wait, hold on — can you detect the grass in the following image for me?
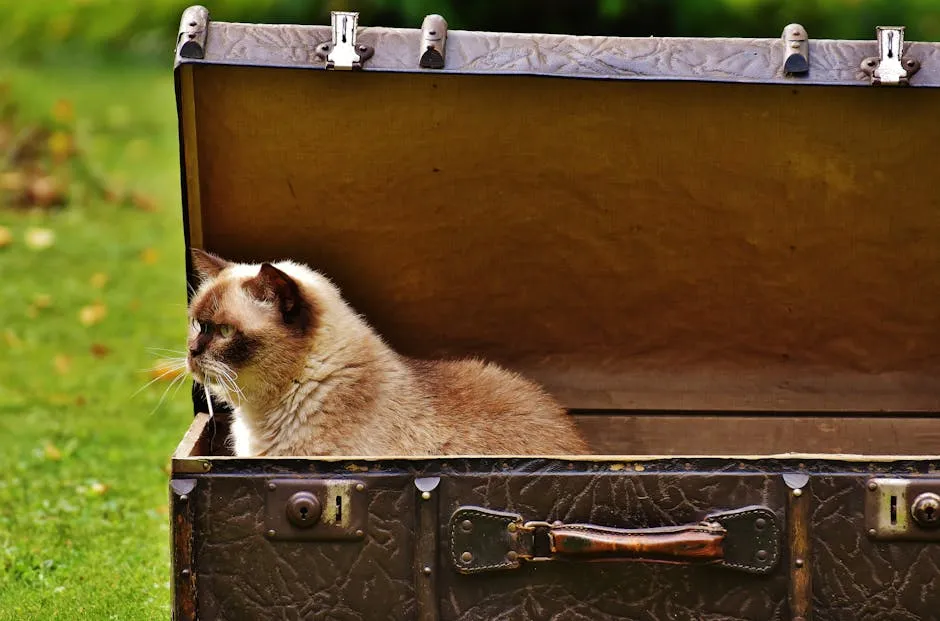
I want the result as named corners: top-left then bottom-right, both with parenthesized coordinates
top-left (0, 62), bottom-right (192, 619)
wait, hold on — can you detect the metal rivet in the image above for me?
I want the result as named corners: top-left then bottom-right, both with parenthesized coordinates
top-left (356, 483), bottom-right (365, 492)
top-left (201, 461), bottom-right (211, 471)
top-left (460, 551), bottom-right (473, 563)
top-left (795, 558), bottom-right (804, 568)
top-left (507, 523), bottom-right (517, 533)
top-left (756, 550), bottom-right (768, 561)
top-left (868, 528), bottom-right (877, 537)
top-left (268, 483), bottom-right (276, 491)
top-left (792, 488), bottom-right (803, 497)
top-left (868, 481), bottom-right (878, 491)
top-left (266, 529), bottom-right (276, 538)
top-left (179, 494), bottom-right (189, 502)
top-left (755, 518), bottom-right (766, 530)
top-left (422, 566), bottom-right (432, 575)
top-left (421, 491), bottom-right (431, 500)
top-left (460, 519), bottom-right (473, 533)
top-left (180, 568), bottom-right (191, 577)
top-left (506, 551), bottom-right (518, 562)
top-left (355, 529), bottom-right (364, 537)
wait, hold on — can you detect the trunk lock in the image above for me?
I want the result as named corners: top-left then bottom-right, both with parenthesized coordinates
top-left (911, 492), bottom-right (940, 528)
top-left (286, 491), bottom-right (322, 528)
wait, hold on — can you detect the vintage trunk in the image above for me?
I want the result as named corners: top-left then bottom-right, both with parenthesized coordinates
top-left (171, 6), bottom-right (940, 620)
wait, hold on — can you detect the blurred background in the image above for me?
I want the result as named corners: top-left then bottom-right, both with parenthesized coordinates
top-left (0, 1), bottom-right (937, 619)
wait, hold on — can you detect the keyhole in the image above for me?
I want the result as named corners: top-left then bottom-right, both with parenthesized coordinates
top-left (887, 31), bottom-right (895, 58)
top-left (341, 17), bottom-right (348, 43)
top-left (890, 495), bottom-right (898, 525)
top-left (926, 505), bottom-right (936, 521)
top-left (336, 495), bottom-right (343, 522)
top-left (300, 506), bottom-right (308, 520)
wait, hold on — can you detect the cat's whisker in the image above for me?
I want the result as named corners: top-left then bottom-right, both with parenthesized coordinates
top-left (131, 364), bottom-right (190, 399)
top-left (147, 369), bottom-right (191, 417)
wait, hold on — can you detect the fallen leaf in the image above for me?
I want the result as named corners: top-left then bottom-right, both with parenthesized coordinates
top-left (29, 176), bottom-right (65, 207)
top-left (74, 395), bottom-right (86, 407)
top-left (139, 247), bottom-right (159, 265)
top-left (90, 481), bottom-right (108, 495)
top-left (156, 504), bottom-right (169, 516)
top-left (54, 354), bottom-right (71, 374)
top-left (89, 272), bottom-right (108, 289)
top-left (47, 131), bottom-right (73, 162)
top-left (52, 99), bottom-right (74, 124)
top-left (130, 192), bottom-right (158, 213)
top-left (0, 171), bottom-right (24, 191)
top-left (3, 329), bottom-right (22, 347)
top-left (78, 302), bottom-right (107, 326)
top-left (24, 227), bottom-right (55, 250)
top-left (0, 226), bottom-right (12, 248)
top-left (33, 294), bottom-right (52, 309)
top-left (89, 343), bottom-right (110, 358)
top-left (149, 359), bottom-right (185, 382)
top-left (44, 443), bottom-right (62, 461)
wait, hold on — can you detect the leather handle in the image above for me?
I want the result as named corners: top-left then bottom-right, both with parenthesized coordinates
top-left (550, 523), bottom-right (725, 563)
top-left (449, 505), bottom-right (779, 575)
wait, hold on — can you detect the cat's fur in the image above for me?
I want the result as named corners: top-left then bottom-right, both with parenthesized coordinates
top-left (186, 249), bottom-right (590, 456)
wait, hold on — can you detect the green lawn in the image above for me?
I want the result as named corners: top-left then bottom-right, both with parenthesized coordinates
top-left (0, 63), bottom-right (192, 619)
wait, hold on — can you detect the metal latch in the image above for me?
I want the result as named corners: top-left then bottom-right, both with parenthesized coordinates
top-left (865, 478), bottom-right (940, 540)
top-left (316, 11), bottom-right (374, 70)
top-left (861, 26), bottom-right (920, 86)
top-left (419, 14), bottom-right (448, 69)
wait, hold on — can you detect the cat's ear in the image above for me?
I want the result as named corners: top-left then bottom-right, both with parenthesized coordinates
top-left (191, 248), bottom-right (231, 282)
top-left (244, 263), bottom-right (303, 319)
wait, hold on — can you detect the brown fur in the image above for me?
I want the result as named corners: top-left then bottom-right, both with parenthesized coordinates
top-left (186, 249), bottom-right (591, 457)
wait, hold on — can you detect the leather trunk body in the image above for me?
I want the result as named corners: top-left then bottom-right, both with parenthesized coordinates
top-left (171, 7), bottom-right (940, 620)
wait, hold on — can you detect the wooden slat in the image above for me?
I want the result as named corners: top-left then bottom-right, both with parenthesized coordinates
top-left (572, 414), bottom-right (940, 455)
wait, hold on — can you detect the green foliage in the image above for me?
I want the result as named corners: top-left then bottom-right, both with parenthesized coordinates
top-left (1, 0), bottom-right (938, 64)
top-left (0, 64), bottom-right (192, 619)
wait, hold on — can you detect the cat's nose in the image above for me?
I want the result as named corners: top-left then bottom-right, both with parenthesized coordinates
top-left (189, 335), bottom-right (207, 357)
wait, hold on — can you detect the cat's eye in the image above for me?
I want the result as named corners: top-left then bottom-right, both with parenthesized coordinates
top-left (218, 324), bottom-right (235, 338)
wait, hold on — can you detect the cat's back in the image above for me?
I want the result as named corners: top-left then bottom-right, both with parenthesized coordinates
top-left (406, 358), bottom-right (590, 455)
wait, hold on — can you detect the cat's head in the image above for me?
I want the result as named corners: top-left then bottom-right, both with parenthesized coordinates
top-left (186, 248), bottom-right (318, 404)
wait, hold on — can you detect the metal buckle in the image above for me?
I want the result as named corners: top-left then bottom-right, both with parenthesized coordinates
top-left (861, 26), bottom-right (920, 86)
top-left (316, 11), bottom-right (374, 70)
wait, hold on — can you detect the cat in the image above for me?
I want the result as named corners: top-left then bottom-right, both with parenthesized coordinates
top-left (185, 248), bottom-right (591, 457)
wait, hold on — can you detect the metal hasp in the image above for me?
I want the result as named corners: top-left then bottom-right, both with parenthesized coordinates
top-left (419, 14), bottom-right (448, 69)
top-left (317, 11), bottom-right (374, 70)
top-left (861, 26), bottom-right (920, 85)
top-left (177, 5), bottom-right (209, 59)
top-left (781, 23), bottom-right (809, 75)
top-left (866, 478), bottom-right (940, 540)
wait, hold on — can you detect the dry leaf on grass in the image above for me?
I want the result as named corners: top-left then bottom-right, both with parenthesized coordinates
top-left (78, 302), bottom-right (107, 326)
top-left (54, 354), bottom-right (71, 375)
top-left (140, 247), bottom-right (159, 265)
top-left (4, 329), bottom-right (22, 347)
top-left (130, 192), bottom-right (159, 213)
top-left (89, 272), bottom-right (108, 289)
top-left (89, 481), bottom-right (109, 495)
top-left (24, 227), bottom-right (55, 250)
top-left (89, 343), bottom-right (110, 358)
top-left (52, 99), bottom-right (74, 124)
top-left (44, 442), bottom-right (62, 461)
top-left (156, 504), bottom-right (169, 516)
top-left (0, 226), bottom-right (12, 248)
